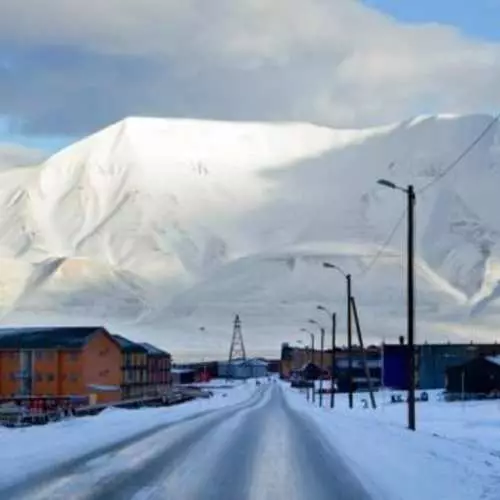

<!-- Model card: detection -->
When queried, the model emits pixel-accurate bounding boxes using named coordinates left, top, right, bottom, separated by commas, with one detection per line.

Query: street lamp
left=199, top=327, right=208, bottom=382
left=318, top=305, right=337, bottom=408
left=296, top=339, right=310, bottom=401
left=300, top=328, right=316, bottom=404
left=323, top=262, right=354, bottom=409
left=309, top=319, right=325, bottom=407
left=377, top=178, right=416, bottom=431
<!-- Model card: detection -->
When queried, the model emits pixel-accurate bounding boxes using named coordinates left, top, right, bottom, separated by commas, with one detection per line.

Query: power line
left=418, top=113, right=500, bottom=194
left=359, top=211, right=406, bottom=278
left=362, top=112, right=499, bottom=279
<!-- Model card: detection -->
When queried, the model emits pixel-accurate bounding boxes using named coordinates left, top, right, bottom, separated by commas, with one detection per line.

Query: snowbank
left=284, top=386, right=500, bottom=500
left=0, top=382, right=256, bottom=489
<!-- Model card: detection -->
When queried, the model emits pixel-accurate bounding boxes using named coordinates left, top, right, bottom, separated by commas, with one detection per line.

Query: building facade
left=0, top=327, right=122, bottom=404
left=446, top=356, right=500, bottom=394
left=112, top=335, right=148, bottom=399
left=140, top=342, right=172, bottom=395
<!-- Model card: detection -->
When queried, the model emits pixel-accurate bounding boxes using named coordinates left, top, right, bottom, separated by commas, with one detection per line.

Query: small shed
left=171, top=368, right=196, bottom=385
left=446, top=356, right=500, bottom=395
left=299, top=362, right=324, bottom=381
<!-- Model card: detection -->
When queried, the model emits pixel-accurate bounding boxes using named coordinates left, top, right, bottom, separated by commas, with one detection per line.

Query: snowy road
left=5, top=385, right=371, bottom=500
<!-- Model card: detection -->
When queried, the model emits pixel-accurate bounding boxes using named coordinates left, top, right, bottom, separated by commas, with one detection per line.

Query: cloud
left=0, top=143, right=45, bottom=169
left=0, top=0, right=500, bottom=136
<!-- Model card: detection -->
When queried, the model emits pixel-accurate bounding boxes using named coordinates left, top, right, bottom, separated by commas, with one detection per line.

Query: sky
left=0, top=0, right=499, bottom=157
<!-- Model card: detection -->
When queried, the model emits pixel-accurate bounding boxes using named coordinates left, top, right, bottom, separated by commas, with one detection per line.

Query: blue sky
left=1, top=1, right=500, bottom=157
left=363, top=1, right=500, bottom=42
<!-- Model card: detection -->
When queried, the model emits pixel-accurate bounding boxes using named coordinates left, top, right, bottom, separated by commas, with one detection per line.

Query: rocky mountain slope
left=0, top=115, right=499, bottom=358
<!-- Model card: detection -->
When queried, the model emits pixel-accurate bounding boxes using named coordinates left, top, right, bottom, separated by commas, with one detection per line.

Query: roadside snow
left=284, top=385, right=500, bottom=500
left=0, top=382, right=256, bottom=490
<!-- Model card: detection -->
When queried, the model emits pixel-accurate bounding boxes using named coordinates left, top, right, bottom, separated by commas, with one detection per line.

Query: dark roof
left=112, top=334, right=148, bottom=353
left=139, top=342, right=171, bottom=356
left=0, top=326, right=105, bottom=349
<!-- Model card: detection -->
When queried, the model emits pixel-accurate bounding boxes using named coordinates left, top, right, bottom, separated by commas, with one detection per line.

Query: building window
left=36, top=372, right=43, bottom=382
left=99, top=348, right=109, bottom=357
left=46, top=373, right=54, bottom=382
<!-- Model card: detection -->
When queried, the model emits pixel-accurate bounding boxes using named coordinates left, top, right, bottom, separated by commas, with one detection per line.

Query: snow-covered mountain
left=1, top=115, right=500, bottom=359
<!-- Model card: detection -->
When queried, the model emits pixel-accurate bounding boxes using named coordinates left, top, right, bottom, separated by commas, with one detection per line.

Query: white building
left=218, top=358, right=268, bottom=379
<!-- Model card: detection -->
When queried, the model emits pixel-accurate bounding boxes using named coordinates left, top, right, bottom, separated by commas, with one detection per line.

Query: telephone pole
left=377, top=180, right=416, bottom=431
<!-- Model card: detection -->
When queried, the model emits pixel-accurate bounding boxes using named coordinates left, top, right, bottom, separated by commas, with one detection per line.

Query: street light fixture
left=309, top=319, right=325, bottom=407
left=323, top=261, right=354, bottom=409
left=377, top=178, right=416, bottom=431
left=318, top=306, right=337, bottom=409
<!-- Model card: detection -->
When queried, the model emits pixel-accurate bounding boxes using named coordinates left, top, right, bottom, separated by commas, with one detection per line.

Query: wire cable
left=418, top=113, right=500, bottom=194
left=358, top=211, right=406, bottom=278
left=356, top=113, right=499, bottom=280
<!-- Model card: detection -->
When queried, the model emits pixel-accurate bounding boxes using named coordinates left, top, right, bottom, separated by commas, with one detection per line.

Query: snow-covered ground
left=0, top=381, right=255, bottom=491
left=3, top=381, right=500, bottom=499
left=285, top=385, right=500, bottom=500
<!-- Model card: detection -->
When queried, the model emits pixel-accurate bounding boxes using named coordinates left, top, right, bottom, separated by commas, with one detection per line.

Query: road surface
left=5, top=385, right=372, bottom=500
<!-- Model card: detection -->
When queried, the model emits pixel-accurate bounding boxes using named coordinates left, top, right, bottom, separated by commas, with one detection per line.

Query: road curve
left=7, top=384, right=372, bottom=500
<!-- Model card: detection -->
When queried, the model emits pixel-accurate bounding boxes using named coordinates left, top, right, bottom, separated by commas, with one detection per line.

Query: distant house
left=298, top=362, right=324, bottom=381
left=218, top=358, right=268, bottom=379
left=171, top=368, right=196, bottom=385
left=446, top=356, right=500, bottom=395
left=0, top=326, right=122, bottom=404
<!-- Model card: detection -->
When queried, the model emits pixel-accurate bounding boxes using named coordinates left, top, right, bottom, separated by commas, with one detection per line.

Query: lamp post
left=300, top=328, right=316, bottom=404
left=309, top=319, right=325, bottom=407
left=296, top=339, right=309, bottom=401
left=377, top=179, right=416, bottom=431
left=323, top=262, right=354, bottom=409
left=318, top=306, right=336, bottom=408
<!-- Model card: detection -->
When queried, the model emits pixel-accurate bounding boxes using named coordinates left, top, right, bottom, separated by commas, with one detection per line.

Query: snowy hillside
left=1, top=115, right=500, bottom=358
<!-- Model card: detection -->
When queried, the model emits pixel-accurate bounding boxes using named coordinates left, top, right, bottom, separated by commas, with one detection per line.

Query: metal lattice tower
left=228, top=314, right=246, bottom=362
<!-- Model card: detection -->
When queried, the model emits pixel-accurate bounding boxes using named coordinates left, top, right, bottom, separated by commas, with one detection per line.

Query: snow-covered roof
left=86, top=384, right=120, bottom=392
left=486, top=355, right=500, bottom=366
left=227, top=358, right=268, bottom=367
left=172, top=368, right=195, bottom=374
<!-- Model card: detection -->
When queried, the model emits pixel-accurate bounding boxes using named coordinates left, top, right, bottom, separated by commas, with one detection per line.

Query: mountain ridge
left=0, top=113, right=499, bottom=357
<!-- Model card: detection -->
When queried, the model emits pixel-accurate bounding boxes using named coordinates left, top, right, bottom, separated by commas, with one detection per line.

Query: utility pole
left=350, top=297, right=376, bottom=409
left=319, top=327, right=325, bottom=408
left=322, top=263, right=354, bottom=409
left=317, top=306, right=336, bottom=409
left=408, top=184, right=416, bottom=431
left=377, top=179, right=417, bottom=431
left=310, top=333, right=316, bottom=404
left=330, top=313, right=336, bottom=408
left=347, top=273, right=353, bottom=409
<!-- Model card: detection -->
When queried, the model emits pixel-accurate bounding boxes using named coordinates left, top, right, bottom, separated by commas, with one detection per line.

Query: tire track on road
left=90, top=385, right=272, bottom=500
left=4, top=385, right=268, bottom=500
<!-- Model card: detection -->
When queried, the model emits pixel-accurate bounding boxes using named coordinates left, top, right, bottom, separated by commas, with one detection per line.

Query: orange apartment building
left=0, top=326, right=122, bottom=404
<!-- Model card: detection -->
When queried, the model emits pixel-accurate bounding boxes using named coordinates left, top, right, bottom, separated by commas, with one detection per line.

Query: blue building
left=382, top=342, right=500, bottom=390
